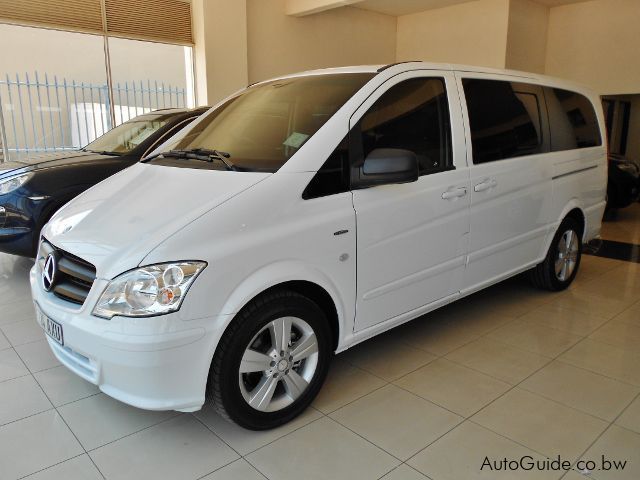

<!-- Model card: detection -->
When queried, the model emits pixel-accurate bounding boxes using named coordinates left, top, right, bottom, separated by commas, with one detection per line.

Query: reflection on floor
left=586, top=239, right=640, bottom=263
left=0, top=204, right=639, bottom=480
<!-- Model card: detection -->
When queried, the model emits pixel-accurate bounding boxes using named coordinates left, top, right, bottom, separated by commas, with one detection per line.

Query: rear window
left=545, top=88, right=601, bottom=151
left=462, top=79, right=544, bottom=164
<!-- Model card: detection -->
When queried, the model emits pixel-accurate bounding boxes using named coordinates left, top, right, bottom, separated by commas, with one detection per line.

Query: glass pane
left=547, top=88, right=602, bottom=151
left=108, top=37, right=194, bottom=126
left=84, top=112, right=178, bottom=155
left=154, top=73, right=374, bottom=172
left=359, top=77, right=452, bottom=175
left=0, top=24, right=109, bottom=161
left=463, top=79, right=544, bottom=164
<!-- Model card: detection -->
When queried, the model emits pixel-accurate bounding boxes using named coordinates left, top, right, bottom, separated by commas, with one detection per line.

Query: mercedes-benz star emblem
left=42, top=254, right=57, bottom=292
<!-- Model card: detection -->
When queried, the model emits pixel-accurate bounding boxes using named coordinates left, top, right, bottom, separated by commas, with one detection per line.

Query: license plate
left=35, top=305, right=64, bottom=346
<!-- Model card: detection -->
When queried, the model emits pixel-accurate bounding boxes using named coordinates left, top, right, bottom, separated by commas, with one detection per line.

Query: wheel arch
left=217, top=263, right=348, bottom=352
left=539, top=201, right=586, bottom=260
left=557, top=200, right=586, bottom=239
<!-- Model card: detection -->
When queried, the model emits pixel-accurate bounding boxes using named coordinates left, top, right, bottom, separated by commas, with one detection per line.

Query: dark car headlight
left=0, top=173, right=33, bottom=195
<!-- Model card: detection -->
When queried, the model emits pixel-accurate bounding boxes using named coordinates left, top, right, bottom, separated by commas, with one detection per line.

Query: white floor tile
left=616, top=395, right=640, bottom=434
left=195, top=403, right=322, bottom=455
left=1, top=318, right=45, bottom=346
left=23, top=454, right=103, bottom=480
left=90, top=415, right=238, bottom=480
left=472, top=388, right=608, bottom=461
left=381, top=464, right=429, bottom=480
left=201, top=459, right=265, bottom=480
left=0, top=347, right=29, bottom=382
left=0, top=331, right=9, bottom=350
left=0, top=409, right=83, bottom=479
left=408, top=421, right=561, bottom=480
left=247, top=417, right=399, bottom=480
left=58, top=393, right=176, bottom=450
left=0, top=375, right=52, bottom=425
left=579, top=425, right=640, bottom=480
left=0, top=298, right=36, bottom=325
left=331, top=384, right=462, bottom=460
left=34, top=365, right=100, bottom=406
left=14, top=339, right=61, bottom=372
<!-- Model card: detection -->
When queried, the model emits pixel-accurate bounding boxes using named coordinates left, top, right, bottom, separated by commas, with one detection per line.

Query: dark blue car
left=0, top=107, right=207, bottom=257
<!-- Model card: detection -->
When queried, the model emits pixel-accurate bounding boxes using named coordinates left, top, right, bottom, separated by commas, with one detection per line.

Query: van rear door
left=458, top=75, right=553, bottom=292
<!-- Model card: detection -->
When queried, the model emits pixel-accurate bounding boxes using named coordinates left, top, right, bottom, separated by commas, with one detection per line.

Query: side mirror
left=358, top=148, right=419, bottom=187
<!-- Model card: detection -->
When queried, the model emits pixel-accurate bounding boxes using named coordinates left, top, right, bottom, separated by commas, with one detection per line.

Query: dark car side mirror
left=358, top=148, right=419, bottom=188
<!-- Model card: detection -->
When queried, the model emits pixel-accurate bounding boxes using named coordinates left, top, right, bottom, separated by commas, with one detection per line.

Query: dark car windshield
left=152, top=73, right=375, bottom=172
left=84, top=113, right=177, bottom=155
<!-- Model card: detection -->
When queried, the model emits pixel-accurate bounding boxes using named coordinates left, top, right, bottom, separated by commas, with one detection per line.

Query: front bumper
left=30, top=264, right=230, bottom=412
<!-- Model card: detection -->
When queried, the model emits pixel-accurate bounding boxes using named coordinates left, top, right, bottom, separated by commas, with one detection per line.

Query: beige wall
left=246, top=0, right=396, bottom=83
left=505, top=0, right=548, bottom=73
left=545, top=0, right=640, bottom=95
left=192, top=0, right=248, bottom=105
left=396, top=0, right=510, bottom=69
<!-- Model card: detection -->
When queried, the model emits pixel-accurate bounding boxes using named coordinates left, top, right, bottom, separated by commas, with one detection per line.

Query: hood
left=43, top=162, right=270, bottom=279
left=0, top=150, right=113, bottom=176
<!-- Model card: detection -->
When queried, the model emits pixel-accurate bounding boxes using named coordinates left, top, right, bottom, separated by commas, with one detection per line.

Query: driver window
left=357, top=77, right=452, bottom=175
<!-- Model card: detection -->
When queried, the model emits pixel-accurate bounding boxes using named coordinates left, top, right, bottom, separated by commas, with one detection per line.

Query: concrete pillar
left=192, top=0, right=249, bottom=106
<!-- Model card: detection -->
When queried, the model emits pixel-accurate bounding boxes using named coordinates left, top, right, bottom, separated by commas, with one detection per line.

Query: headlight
left=93, top=261, right=207, bottom=319
left=0, top=173, right=33, bottom=195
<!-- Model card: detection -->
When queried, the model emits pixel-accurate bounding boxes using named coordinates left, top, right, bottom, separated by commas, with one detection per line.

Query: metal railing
left=0, top=72, right=187, bottom=161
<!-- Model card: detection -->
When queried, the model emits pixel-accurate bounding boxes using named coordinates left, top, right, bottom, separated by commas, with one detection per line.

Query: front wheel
left=529, top=217, right=582, bottom=291
left=206, top=290, right=332, bottom=430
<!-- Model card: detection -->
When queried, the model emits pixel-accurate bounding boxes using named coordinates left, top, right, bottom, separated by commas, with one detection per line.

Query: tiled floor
left=1, top=205, right=639, bottom=480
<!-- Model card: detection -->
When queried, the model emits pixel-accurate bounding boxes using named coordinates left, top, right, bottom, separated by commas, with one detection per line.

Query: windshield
left=154, top=73, right=375, bottom=172
left=85, top=114, right=175, bottom=155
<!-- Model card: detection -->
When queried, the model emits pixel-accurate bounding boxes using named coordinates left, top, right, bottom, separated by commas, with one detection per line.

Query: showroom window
left=0, top=0, right=194, bottom=161
left=356, top=77, right=452, bottom=175
left=463, top=79, right=544, bottom=164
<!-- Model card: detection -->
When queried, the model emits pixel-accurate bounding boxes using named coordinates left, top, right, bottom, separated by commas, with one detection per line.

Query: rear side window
left=545, top=88, right=601, bottom=151
left=462, top=79, right=544, bottom=164
left=357, top=77, right=452, bottom=175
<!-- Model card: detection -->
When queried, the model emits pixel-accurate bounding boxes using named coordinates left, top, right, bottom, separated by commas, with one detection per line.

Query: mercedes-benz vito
left=30, top=62, right=607, bottom=430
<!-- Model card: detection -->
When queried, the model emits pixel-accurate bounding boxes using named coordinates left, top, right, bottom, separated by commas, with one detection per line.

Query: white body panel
left=350, top=70, right=470, bottom=331
left=31, top=62, right=607, bottom=412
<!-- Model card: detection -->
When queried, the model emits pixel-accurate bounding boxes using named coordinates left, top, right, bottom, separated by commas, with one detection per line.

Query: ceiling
left=352, top=0, right=592, bottom=16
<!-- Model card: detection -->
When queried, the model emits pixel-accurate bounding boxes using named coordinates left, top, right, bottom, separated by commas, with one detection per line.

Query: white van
left=30, top=62, right=607, bottom=429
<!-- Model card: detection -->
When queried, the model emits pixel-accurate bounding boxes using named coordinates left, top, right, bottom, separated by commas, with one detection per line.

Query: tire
left=529, top=217, right=582, bottom=291
left=206, top=289, right=332, bottom=430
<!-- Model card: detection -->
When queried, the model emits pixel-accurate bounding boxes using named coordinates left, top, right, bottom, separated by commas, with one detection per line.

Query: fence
left=0, top=72, right=187, bottom=161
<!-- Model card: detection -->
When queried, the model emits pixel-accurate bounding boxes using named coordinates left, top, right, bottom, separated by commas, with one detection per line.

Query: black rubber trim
left=551, top=164, right=598, bottom=180
left=376, top=61, right=423, bottom=73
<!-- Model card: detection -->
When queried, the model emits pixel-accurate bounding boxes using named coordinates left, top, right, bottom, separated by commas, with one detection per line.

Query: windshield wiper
left=145, top=148, right=236, bottom=171
left=83, top=148, right=121, bottom=156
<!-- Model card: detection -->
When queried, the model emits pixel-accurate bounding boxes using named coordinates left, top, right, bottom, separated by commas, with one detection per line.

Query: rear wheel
left=529, top=217, right=582, bottom=291
left=206, top=290, right=332, bottom=430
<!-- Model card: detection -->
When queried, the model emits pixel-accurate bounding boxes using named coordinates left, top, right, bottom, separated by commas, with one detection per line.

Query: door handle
left=441, top=187, right=467, bottom=200
left=474, top=179, right=497, bottom=192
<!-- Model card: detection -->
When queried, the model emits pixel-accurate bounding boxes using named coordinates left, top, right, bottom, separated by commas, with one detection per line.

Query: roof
left=255, top=61, right=595, bottom=95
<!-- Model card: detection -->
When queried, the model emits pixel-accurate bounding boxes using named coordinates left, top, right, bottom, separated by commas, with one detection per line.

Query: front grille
left=40, top=239, right=97, bottom=306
